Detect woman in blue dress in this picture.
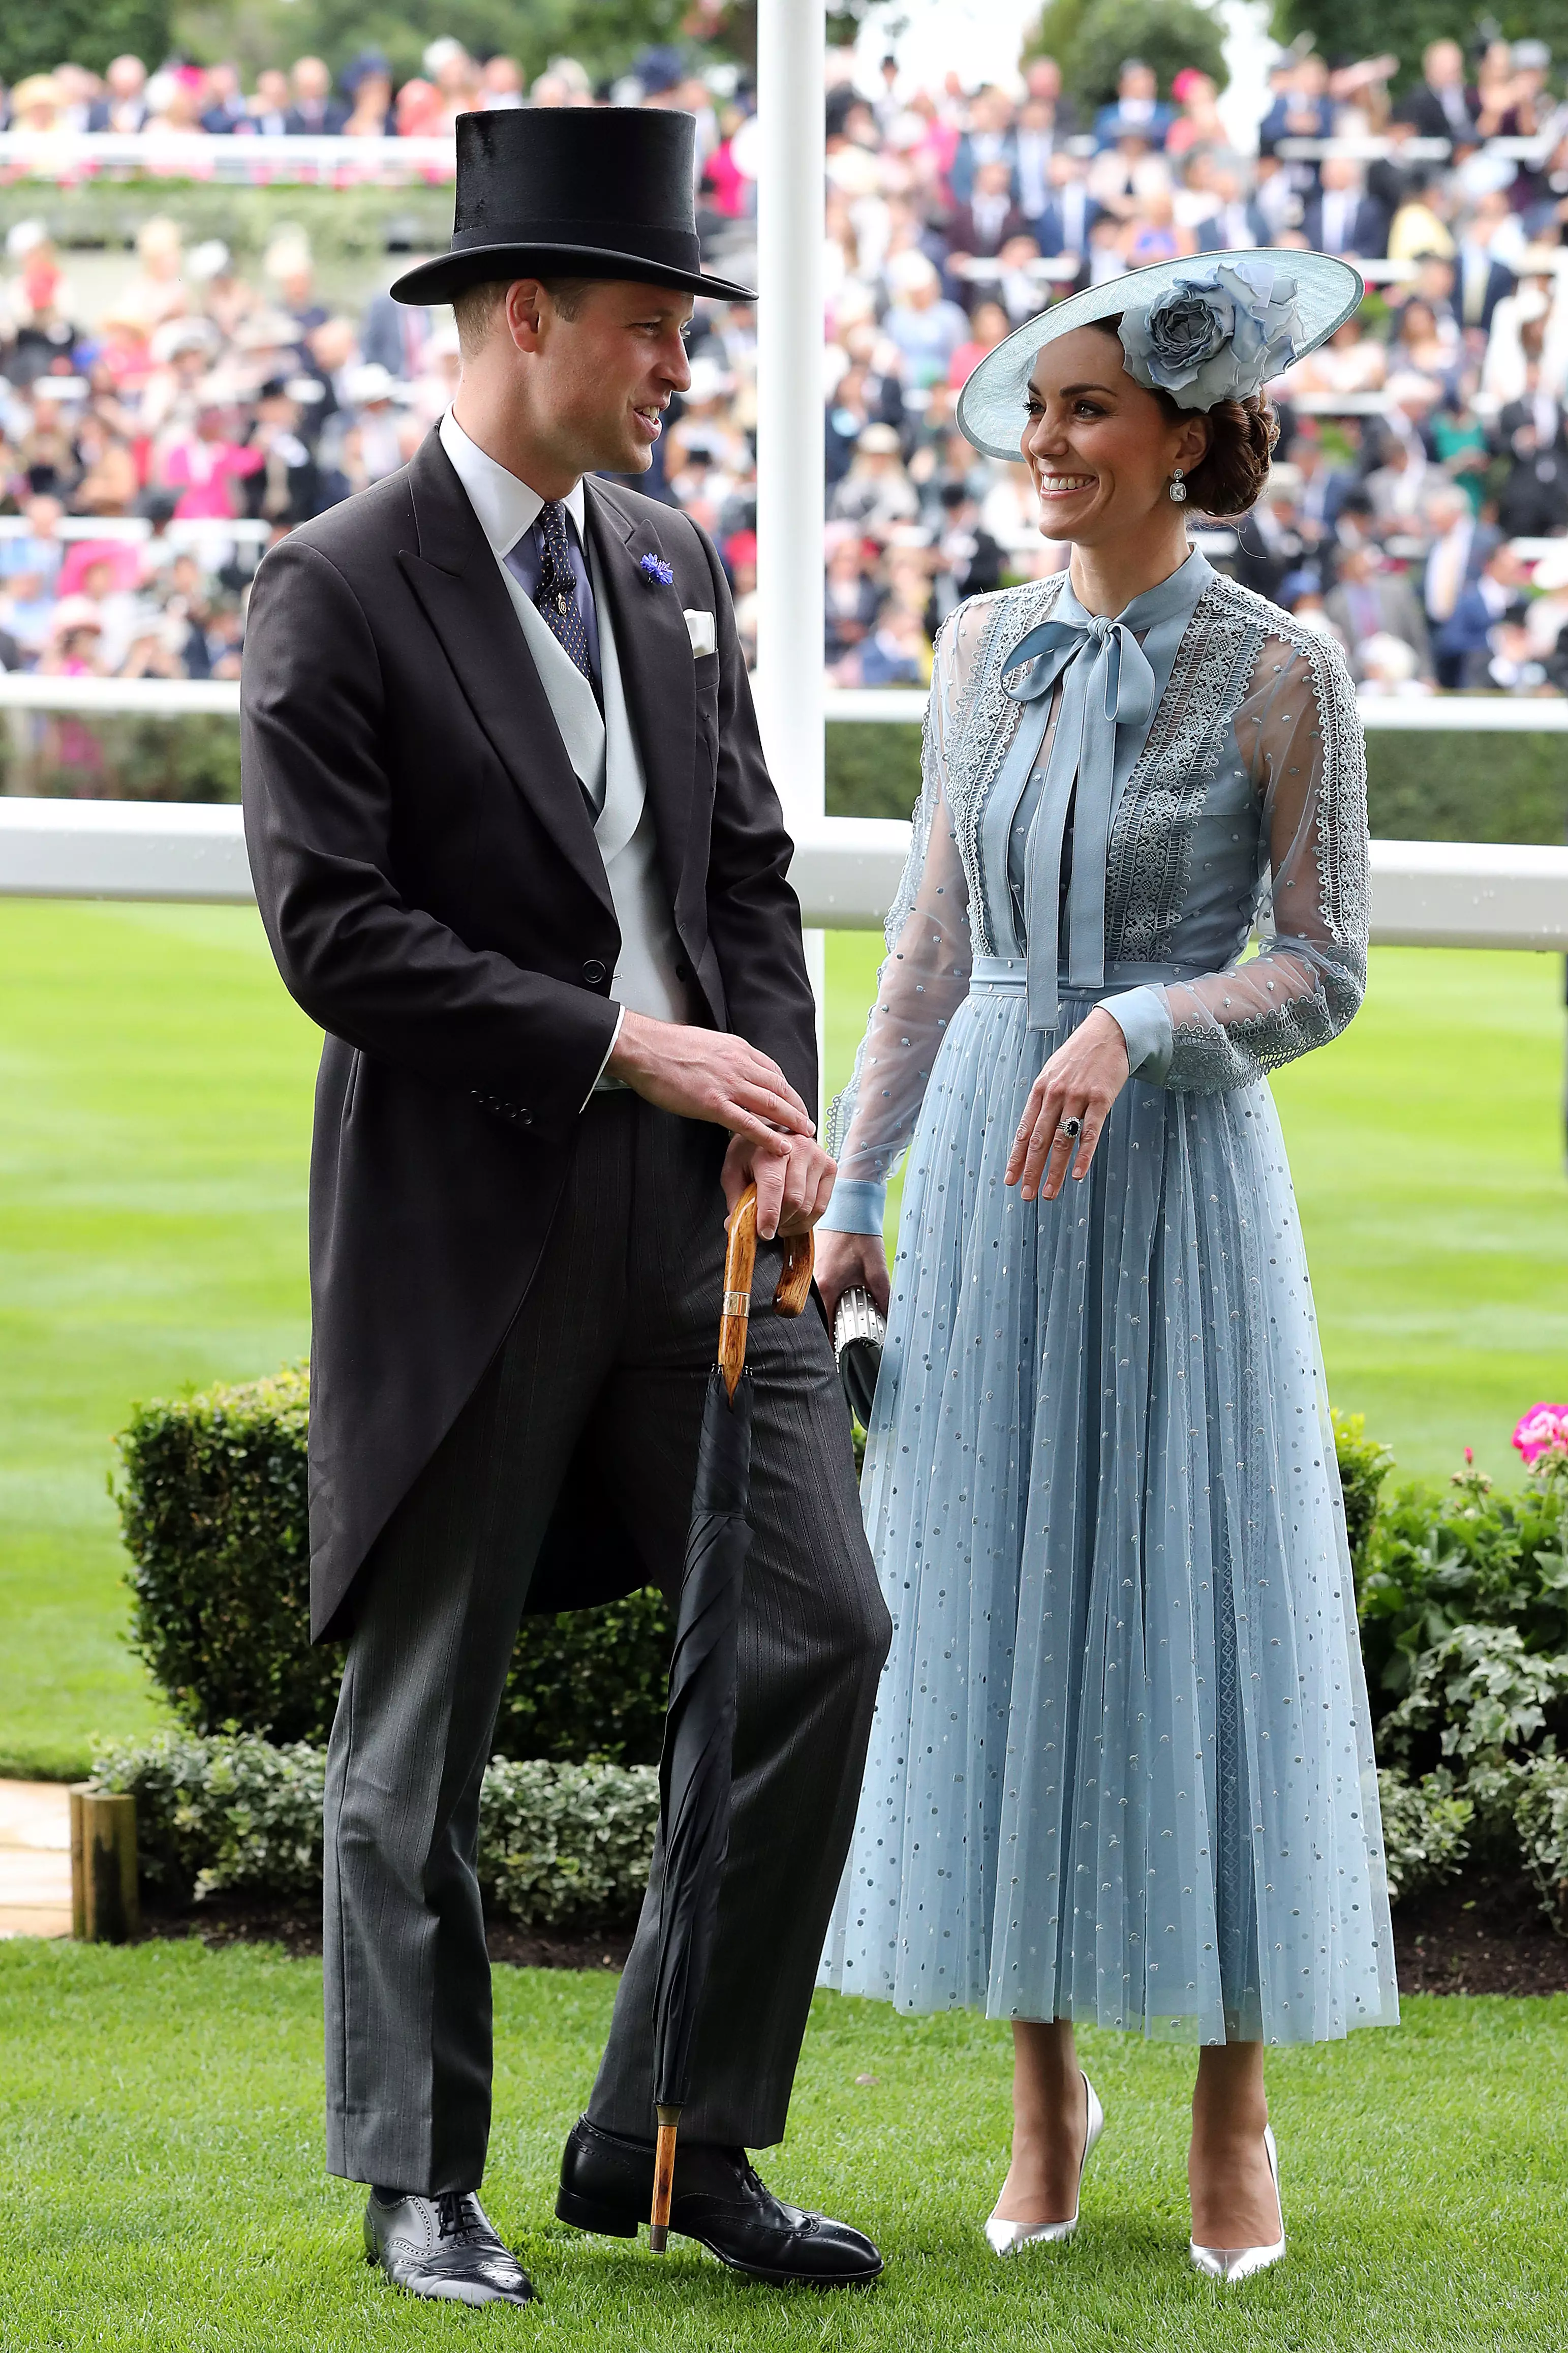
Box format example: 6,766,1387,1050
816,254,1398,2278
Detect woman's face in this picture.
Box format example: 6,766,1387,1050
1021,325,1205,547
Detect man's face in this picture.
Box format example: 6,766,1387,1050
509,280,695,477
1426,41,1463,88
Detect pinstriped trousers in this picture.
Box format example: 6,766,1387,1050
322,1093,890,2195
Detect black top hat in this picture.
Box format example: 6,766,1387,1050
390,106,756,308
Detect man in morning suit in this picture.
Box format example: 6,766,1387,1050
240,106,890,2308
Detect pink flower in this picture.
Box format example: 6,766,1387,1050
1512,1403,1568,1465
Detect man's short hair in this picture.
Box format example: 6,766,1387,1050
450,275,596,357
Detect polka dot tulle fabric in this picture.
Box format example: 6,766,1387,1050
819,556,1398,2044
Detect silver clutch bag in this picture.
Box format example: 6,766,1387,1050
832,1285,886,1427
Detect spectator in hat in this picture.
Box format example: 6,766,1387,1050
880,251,969,384
1165,69,1226,161
285,57,348,136
342,57,396,138
38,595,106,676
828,420,920,536
1494,396,1568,536
10,77,68,136
159,390,264,518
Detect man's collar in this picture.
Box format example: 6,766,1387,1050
438,408,588,560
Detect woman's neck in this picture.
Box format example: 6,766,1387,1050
1068,521,1193,617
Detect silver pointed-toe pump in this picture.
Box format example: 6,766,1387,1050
985,2074,1105,2255
1189,2123,1285,2282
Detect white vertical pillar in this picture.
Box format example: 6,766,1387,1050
754,0,827,1111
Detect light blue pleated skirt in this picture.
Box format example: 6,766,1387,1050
820,960,1399,2045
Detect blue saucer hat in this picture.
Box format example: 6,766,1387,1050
956,249,1363,460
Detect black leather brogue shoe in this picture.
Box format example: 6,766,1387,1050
365,2188,537,2306
556,2114,883,2286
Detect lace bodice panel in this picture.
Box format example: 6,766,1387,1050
825,570,1369,1216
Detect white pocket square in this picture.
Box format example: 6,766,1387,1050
683,608,716,658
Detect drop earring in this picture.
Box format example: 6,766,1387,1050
1168,466,1188,504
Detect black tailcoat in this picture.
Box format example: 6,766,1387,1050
241,431,815,1637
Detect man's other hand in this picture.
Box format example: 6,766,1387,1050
605,1009,814,1148
722,1131,837,1240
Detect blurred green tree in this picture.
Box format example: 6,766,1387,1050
1,0,171,85
1027,0,1228,109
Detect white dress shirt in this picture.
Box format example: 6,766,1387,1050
439,407,696,1092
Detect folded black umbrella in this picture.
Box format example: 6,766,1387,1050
648,1184,814,2251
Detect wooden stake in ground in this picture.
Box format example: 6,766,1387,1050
69,1789,139,1942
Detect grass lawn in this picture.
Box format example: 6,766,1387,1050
827,931,1568,1477
3,1939,1565,2350
1,903,1564,1779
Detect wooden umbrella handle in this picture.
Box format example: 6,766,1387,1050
718,1185,814,1399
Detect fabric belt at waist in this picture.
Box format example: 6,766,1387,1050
968,954,1206,997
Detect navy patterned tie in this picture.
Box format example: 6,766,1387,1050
530,498,596,688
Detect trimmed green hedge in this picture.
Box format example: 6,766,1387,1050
90,1732,658,1928
825,717,1568,844
8,715,1566,844
115,1369,674,1762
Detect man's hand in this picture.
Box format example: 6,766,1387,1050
721,1131,837,1240
815,1227,889,1324
607,1009,814,1148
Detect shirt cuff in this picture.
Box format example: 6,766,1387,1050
1099,986,1173,1083
580,1003,625,1111
818,1176,887,1234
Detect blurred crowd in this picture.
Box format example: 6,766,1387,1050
9,33,1568,692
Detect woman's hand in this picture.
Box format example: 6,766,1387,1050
1006,1006,1130,1202
815,1227,890,1325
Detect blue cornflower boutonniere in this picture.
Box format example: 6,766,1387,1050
639,551,674,589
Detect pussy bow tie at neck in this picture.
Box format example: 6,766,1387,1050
994,555,1208,1031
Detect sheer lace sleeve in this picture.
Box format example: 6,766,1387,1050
819,601,987,1233
1102,625,1369,1095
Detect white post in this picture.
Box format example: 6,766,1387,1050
755,0,827,1105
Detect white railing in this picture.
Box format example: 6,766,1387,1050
3,798,1565,948
8,675,1568,732
0,131,455,185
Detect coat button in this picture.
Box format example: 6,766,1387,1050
675,960,691,982
582,958,607,986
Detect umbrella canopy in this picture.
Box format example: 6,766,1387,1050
647,1186,814,2251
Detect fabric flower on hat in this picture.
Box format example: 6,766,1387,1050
1119,259,1304,411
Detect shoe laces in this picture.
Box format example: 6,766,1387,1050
435,2190,485,2244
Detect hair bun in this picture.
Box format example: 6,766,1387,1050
1187,393,1279,518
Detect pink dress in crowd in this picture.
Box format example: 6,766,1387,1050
160,437,264,520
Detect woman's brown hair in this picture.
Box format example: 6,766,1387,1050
1090,318,1280,516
